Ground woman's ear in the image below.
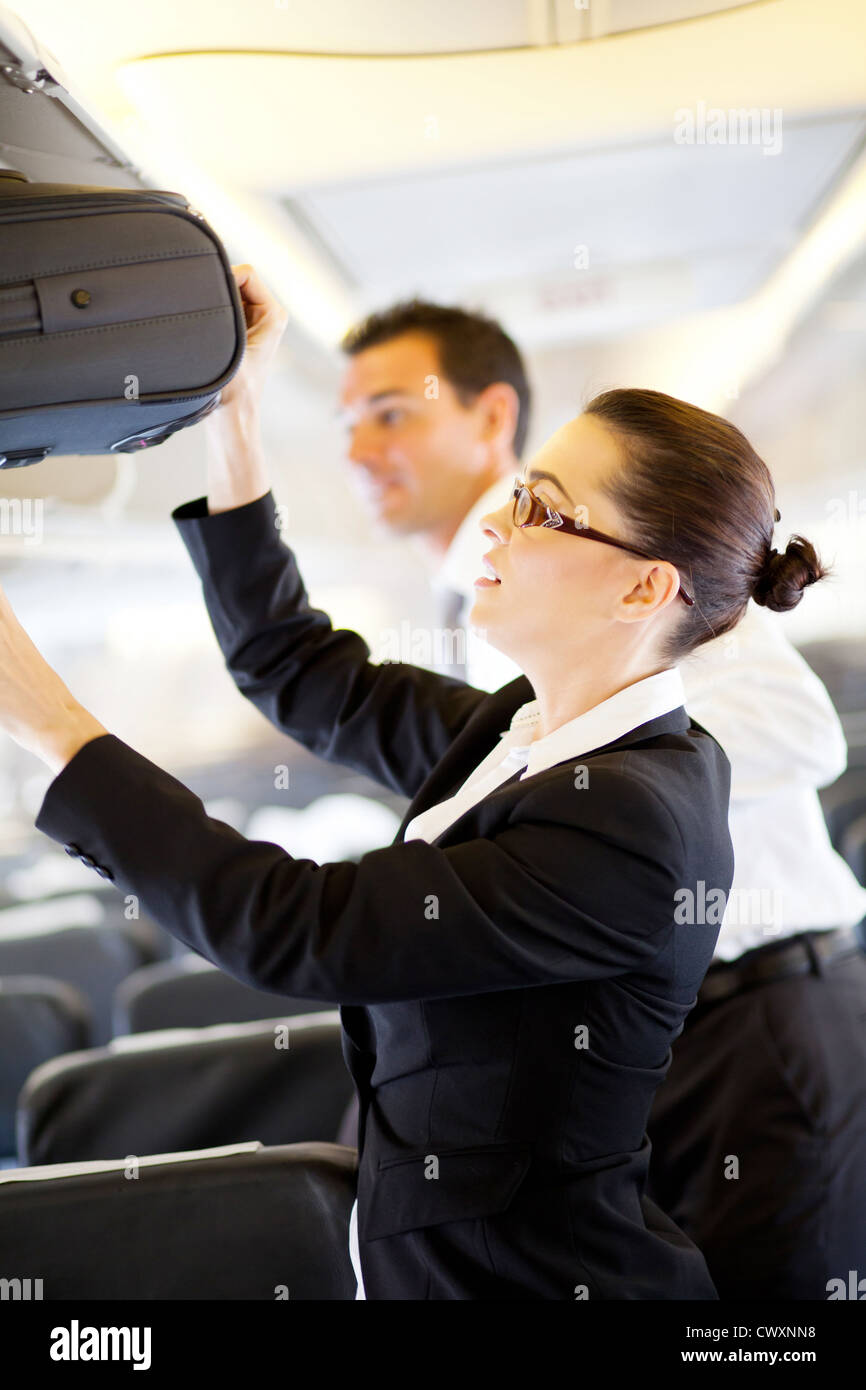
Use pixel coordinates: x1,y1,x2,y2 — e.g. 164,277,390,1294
617,562,681,623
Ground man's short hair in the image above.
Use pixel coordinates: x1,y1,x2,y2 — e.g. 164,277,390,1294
341,298,531,457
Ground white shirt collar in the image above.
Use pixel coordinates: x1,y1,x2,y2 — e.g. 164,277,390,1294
503,666,686,779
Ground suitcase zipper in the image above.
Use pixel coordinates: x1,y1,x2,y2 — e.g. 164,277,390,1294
0,192,190,223
0,189,186,208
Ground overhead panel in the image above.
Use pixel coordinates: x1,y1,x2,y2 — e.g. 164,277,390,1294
286,114,866,343
553,1,765,44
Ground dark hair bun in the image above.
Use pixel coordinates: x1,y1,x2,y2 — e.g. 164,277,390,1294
752,534,827,612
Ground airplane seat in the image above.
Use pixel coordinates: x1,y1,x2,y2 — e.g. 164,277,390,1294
113,953,335,1034
16,1012,353,1167
0,976,91,1163
839,812,866,889
0,1141,358,1299
336,1091,360,1148
0,916,159,1046
818,769,866,852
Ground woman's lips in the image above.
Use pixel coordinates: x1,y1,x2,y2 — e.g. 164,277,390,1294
476,553,502,585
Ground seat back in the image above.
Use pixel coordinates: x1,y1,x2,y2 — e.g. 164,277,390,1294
0,899,165,1044
840,812,866,888
0,1141,357,1299
0,976,91,1159
18,1012,353,1166
820,770,866,851
114,953,334,1034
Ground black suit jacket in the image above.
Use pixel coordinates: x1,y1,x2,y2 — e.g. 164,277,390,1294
35,490,734,1300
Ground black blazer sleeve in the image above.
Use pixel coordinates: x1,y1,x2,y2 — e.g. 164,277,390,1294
34,732,688,1006
171,490,488,800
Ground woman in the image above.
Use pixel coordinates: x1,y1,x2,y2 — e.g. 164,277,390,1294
0,268,826,1300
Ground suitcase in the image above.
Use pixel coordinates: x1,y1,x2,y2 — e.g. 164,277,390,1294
0,168,246,465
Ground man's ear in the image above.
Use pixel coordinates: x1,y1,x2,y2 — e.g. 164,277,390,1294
618,563,681,622
475,381,520,453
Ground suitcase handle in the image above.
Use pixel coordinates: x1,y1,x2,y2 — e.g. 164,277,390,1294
110,391,221,452
0,447,51,467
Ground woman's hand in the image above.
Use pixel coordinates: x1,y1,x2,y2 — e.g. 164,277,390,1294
204,263,288,513
219,264,290,412
0,582,108,775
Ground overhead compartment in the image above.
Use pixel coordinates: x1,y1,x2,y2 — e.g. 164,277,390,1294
0,3,143,188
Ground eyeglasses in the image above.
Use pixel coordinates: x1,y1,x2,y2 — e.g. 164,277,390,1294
512,478,695,606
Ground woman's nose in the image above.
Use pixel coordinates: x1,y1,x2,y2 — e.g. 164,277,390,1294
478,501,513,546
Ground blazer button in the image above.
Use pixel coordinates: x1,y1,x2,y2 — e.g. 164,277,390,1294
63,842,82,856
95,865,114,881
79,854,96,869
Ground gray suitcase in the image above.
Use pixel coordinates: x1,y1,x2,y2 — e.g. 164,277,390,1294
0,168,245,464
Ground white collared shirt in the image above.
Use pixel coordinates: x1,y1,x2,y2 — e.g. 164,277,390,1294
432,476,866,956
403,665,685,843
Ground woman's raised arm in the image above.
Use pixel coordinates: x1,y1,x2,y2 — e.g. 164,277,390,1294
168,263,491,798
173,486,490,799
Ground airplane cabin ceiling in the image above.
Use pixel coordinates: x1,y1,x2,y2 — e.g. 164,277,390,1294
1,0,865,525
286,115,866,345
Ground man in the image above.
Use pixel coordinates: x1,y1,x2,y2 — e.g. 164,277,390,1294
337,297,866,1299
339,300,523,686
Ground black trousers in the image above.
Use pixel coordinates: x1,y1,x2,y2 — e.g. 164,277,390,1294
646,940,866,1300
